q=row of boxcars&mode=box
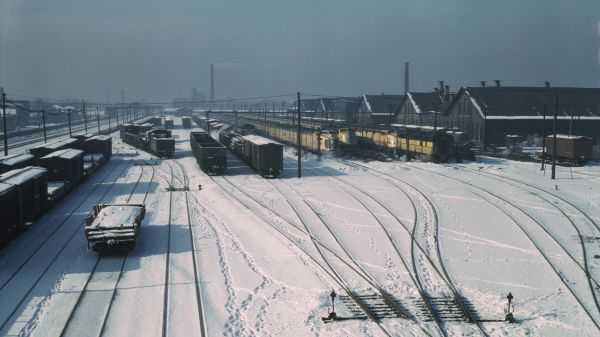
[219,131,284,178]
[0,133,112,245]
[119,123,175,158]
[190,130,227,175]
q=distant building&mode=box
[397,90,453,128]
[358,94,404,126]
[445,86,600,145]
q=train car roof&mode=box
[0,166,47,184]
[42,148,85,160]
[243,135,282,146]
[30,137,78,151]
[551,134,592,140]
[0,182,16,195]
[0,153,35,166]
[87,135,112,141]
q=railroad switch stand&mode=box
[505,292,515,323]
[321,290,337,322]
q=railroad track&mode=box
[211,174,434,337]
[58,164,155,337]
[0,159,136,334]
[361,160,600,330]
[280,157,486,336]
[162,159,207,337]
[337,160,486,335]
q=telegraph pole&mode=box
[82,100,88,132]
[67,109,72,137]
[2,91,7,156]
[541,104,546,171]
[42,110,47,143]
[96,106,100,134]
[107,105,111,132]
[297,92,302,178]
[551,92,559,180]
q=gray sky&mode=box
[3,0,600,101]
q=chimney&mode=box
[480,81,486,88]
[434,87,440,93]
[210,64,215,100]
[494,80,501,87]
[444,85,450,97]
[438,81,444,94]
[404,62,410,94]
[544,81,551,88]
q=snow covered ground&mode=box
[1,119,600,336]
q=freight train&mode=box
[0,133,112,246]
[119,123,175,158]
[219,131,283,178]
[190,130,227,175]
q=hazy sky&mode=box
[3,0,600,102]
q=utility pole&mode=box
[2,91,7,156]
[551,92,559,180]
[107,105,111,132]
[82,100,88,132]
[541,104,546,171]
[96,106,100,134]
[297,92,302,178]
[42,109,47,143]
[67,109,72,137]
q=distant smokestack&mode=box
[210,64,215,100]
[494,80,502,87]
[404,62,409,94]
[544,81,551,88]
[480,81,486,88]
[438,81,444,94]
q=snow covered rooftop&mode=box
[242,134,282,145]
[0,166,46,184]
[0,153,35,166]
[42,148,85,160]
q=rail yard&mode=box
[0,115,599,337]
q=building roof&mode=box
[404,92,452,114]
[41,148,85,160]
[0,153,35,166]
[300,99,322,113]
[458,86,600,118]
[364,95,404,114]
[0,166,47,185]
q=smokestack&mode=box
[544,81,551,88]
[404,62,409,94]
[210,64,215,100]
[480,81,486,88]
[438,81,444,94]
[494,80,502,87]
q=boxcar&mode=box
[182,117,192,129]
[243,135,283,178]
[0,166,48,224]
[29,137,79,158]
[545,135,593,164]
[41,149,85,184]
[164,118,174,129]
[85,135,112,159]
[0,182,20,244]
[190,131,227,175]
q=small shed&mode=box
[0,153,37,174]
[40,149,85,183]
[0,166,48,223]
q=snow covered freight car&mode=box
[242,135,283,178]
[85,204,146,252]
[190,131,227,175]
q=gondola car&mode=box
[85,203,146,252]
[190,131,227,175]
[119,124,175,158]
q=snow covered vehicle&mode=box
[84,204,146,252]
